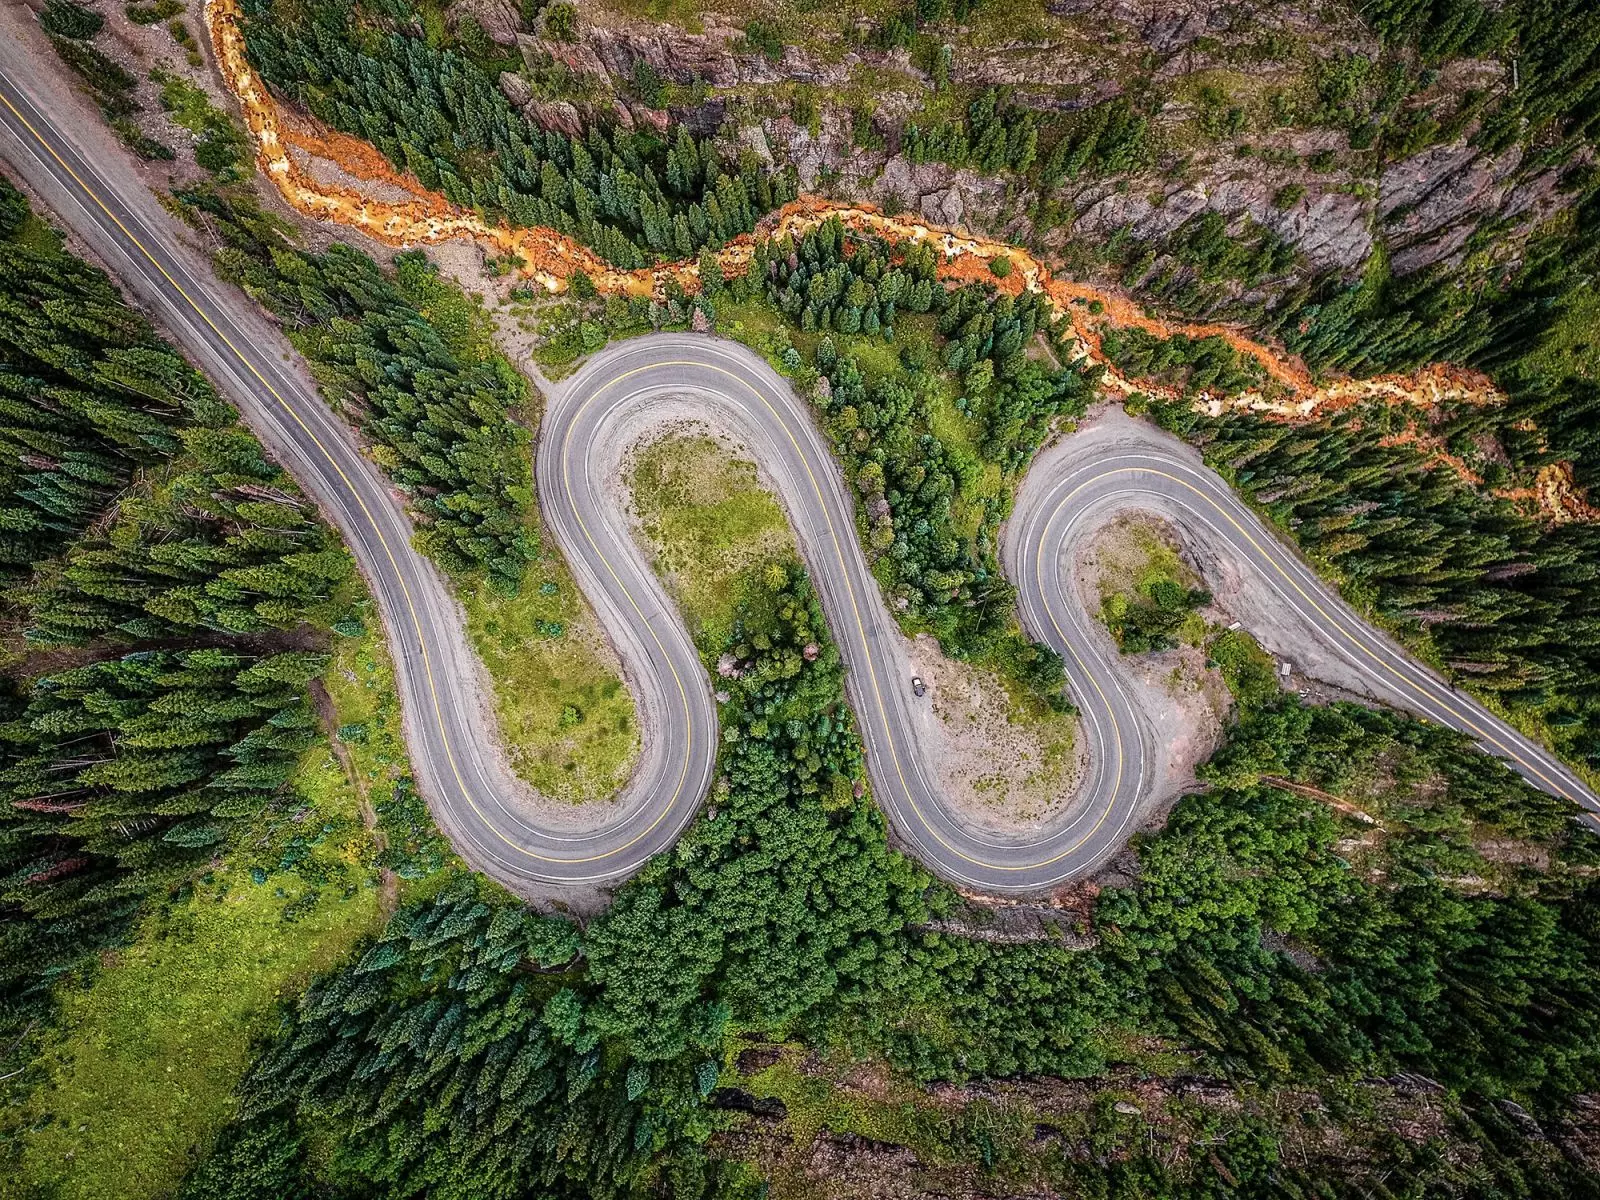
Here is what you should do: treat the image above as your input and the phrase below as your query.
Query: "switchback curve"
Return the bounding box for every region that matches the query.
[2,51,1596,898]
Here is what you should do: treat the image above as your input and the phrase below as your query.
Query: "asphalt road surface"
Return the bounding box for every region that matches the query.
[3,46,1595,896]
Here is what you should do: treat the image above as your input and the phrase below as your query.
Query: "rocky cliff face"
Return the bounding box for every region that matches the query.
[493,1,1578,286]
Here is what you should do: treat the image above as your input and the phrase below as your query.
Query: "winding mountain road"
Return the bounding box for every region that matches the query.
[2,43,1595,897]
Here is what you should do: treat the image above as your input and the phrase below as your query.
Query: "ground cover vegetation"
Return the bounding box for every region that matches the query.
[848,0,1600,539]
[177,186,538,589]
[27,0,1600,1190]
[6,617,410,1198]
[176,562,1600,1197]
[0,180,438,1188]
[239,0,799,267]
[1095,519,1212,655]
[734,218,1091,706]
[223,0,1600,792]
[38,0,177,161]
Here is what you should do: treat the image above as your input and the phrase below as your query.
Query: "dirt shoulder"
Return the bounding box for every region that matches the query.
[904,634,1082,836]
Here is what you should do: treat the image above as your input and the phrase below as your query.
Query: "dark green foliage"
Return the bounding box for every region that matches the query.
[153,69,252,179]
[758,216,942,341]
[47,35,136,118]
[901,87,1040,176]
[741,19,782,61]
[1029,1088,1600,1198]
[174,1115,317,1200]
[181,568,920,1197]
[39,0,105,39]
[0,179,242,583]
[228,876,728,1200]
[180,881,767,1200]
[1104,210,1303,323]
[834,932,1112,1080]
[1040,97,1151,186]
[0,650,328,1047]
[902,86,1152,184]
[761,221,1086,702]
[583,566,930,1061]
[542,0,576,41]
[239,0,797,267]
[27,426,350,645]
[1362,0,1600,151]
[180,188,537,587]
[125,0,184,22]
[1100,327,1266,398]
[1264,192,1600,486]
[1101,663,1600,1102]
[182,554,1600,1194]
[374,776,453,879]
[1105,577,1211,653]
[0,183,354,1120]
[747,219,1085,705]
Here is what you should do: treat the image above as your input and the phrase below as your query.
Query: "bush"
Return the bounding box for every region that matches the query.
[543,1,576,40]
[743,19,783,61]
[40,0,105,38]
[989,255,1013,278]
[1272,182,1308,209]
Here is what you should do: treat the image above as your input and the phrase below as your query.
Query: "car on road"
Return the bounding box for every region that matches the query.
[911,675,927,697]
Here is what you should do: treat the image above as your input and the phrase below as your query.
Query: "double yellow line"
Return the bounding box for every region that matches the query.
[0,82,640,872]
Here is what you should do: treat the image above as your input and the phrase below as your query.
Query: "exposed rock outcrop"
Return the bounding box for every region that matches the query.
[1379,141,1566,273]
[447,0,521,45]
[488,0,1578,286]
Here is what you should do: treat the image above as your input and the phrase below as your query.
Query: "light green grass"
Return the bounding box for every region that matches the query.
[629,433,795,655]
[321,602,410,810]
[1096,514,1207,647]
[10,623,397,1200]
[1523,288,1600,386]
[729,1047,1039,1181]
[461,549,639,805]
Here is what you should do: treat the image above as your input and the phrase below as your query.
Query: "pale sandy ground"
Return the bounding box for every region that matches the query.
[904,634,1085,837]
[1072,512,1232,822]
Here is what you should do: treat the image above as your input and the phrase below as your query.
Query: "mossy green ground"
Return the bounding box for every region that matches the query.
[628,433,796,654]
[1094,514,1208,648]
[461,542,640,805]
[8,616,407,1200]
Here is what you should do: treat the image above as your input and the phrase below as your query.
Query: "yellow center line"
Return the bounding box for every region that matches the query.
[0,83,660,868]
[7,74,1578,886]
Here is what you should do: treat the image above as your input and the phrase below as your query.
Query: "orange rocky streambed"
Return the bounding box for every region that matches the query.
[204,0,1595,523]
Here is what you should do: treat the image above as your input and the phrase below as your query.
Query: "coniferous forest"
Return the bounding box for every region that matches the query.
[171,561,1600,1200]
[239,0,798,267]
[0,178,358,1115]
[13,0,1600,1191]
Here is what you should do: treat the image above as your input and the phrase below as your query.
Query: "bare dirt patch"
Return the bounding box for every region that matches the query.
[904,634,1081,833]
[1075,509,1233,805]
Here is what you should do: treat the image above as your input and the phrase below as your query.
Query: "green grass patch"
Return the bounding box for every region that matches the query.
[150,69,250,177]
[10,622,400,1200]
[729,1046,1042,1179]
[628,433,795,656]
[1094,514,1209,652]
[460,544,639,806]
[1522,287,1600,386]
